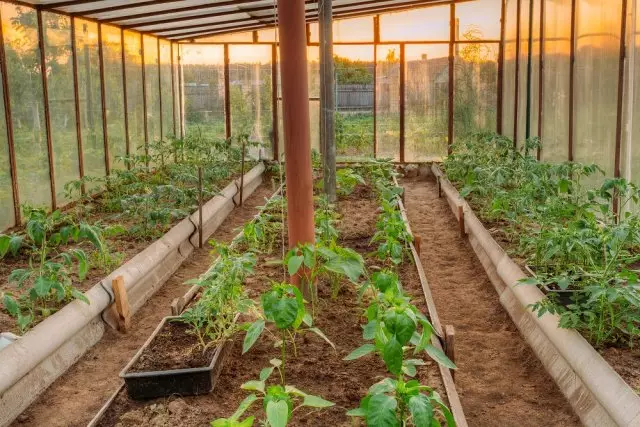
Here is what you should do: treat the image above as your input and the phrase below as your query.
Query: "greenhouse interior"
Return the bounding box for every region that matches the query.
[0,0,639,426]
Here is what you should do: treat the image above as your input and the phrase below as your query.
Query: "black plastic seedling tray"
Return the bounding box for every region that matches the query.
[120,316,232,400]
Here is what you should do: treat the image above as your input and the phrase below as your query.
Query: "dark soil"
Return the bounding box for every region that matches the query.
[11,182,276,427]
[129,321,217,372]
[94,183,444,427]
[402,175,580,427]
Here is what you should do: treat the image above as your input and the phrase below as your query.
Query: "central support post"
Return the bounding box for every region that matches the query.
[277,0,316,282]
[320,0,337,203]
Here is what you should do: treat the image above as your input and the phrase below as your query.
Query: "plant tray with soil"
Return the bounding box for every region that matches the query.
[120,316,235,400]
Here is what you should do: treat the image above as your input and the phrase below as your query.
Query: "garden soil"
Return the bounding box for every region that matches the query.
[11,183,276,427]
[402,175,580,427]
[94,184,444,427]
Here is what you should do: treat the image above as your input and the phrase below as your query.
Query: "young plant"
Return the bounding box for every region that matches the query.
[347,376,455,427]
[371,198,414,266]
[179,242,257,352]
[211,359,334,427]
[336,168,365,196]
[242,283,334,383]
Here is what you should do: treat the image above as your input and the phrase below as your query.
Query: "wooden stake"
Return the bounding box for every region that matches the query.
[414,235,422,256]
[437,177,442,198]
[458,204,465,238]
[112,276,131,332]
[198,166,204,248]
[445,324,456,379]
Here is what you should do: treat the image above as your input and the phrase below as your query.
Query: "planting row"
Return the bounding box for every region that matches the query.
[0,132,256,334]
[99,162,458,427]
[443,132,640,389]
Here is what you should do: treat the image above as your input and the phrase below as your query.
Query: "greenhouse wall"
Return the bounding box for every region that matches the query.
[0,3,180,231]
[502,0,640,189]
[179,1,502,163]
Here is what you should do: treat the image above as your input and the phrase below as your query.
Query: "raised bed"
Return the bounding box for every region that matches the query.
[432,163,640,427]
[0,163,265,427]
[87,170,468,427]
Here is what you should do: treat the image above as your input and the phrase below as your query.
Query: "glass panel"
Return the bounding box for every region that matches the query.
[309,99,320,154]
[405,44,449,161]
[624,0,640,192]
[2,4,52,208]
[229,45,273,154]
[76,19,105,180]
[160,40,174,138]
[101,24,126,170]
[454,43,499,141]
[197,31,254,43]
[541,0,571,162]
[574,0,621,179]
[43,12,79,204]
[308,46,320,98]
[309,16,374,43]
[172,43,181,137]
[456,0,502,40]
[376,44,400,160]
[502,0,518,140]
[257,28,278,43]
[123,31,144,158]
[380,5,450,41]
[143,35,161,144]
[334,45,374,160]
[516,0,530,149]
[181,45,225,139]
[0,42,13,228]
[530,0,541,140]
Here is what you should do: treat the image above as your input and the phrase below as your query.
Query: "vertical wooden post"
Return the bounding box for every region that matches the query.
[445,324,456,379]
[373,15,380,158]
[497,0,506,135]
[271,43,279,160]
[224,43,231,140]
[37,10,57,209]
[121,29,131,160]
[458,204,465,237]
[277,0,316,298]
[399,43,406,163]
[537,0,545,160]
[170,42,177,137]
[112,276,131,332]
[448,3,456,152]
[320,0,336,203]
[613,0,629,219]
[513,0,522,146]
[97,23,110,176]
[198,166,203,249]
[568,0,576,162]
[525,0,534,141]
[0,7,20,223]
[438,176,442,198]
[141,34,150,167]
[157,38,163,143]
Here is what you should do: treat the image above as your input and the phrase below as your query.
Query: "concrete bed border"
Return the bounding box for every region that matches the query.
[0,163,266,427]
[431,163,640,427]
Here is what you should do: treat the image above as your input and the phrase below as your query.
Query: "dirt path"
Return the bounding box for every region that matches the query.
[12,183,275,427]
[402,175,580,427]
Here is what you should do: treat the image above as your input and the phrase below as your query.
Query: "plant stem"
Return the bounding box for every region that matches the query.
[281,329,286,386]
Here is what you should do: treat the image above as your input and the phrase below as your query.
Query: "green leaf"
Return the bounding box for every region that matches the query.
[34,276,54,298]
[363,320,378,340]
[425,344,456,369]
[259,366,274,382]
[243,320,265,354]
[366,394,399,427]
[383,336,404,375]
[346,408,366,417]
[231,394,258,421]
[408,394,434,427]
[71,288,89,304]
[287,255,304,276]
[0,235,10,258]
[241,380,265,393]
[8,235,24,256]
[302,394,334,408]
[265,400,289,427]
[271,299,299,330]
[308,327,335,350]
[2,294,19,317]
[344,343,376,360]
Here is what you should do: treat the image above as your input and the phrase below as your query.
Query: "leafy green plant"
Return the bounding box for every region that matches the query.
[336,168,365,196]
[242,283,334,383]
[372,197,414,266]
[179,242,257,351]
[211,358,334,427]
[347,376,455,427]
